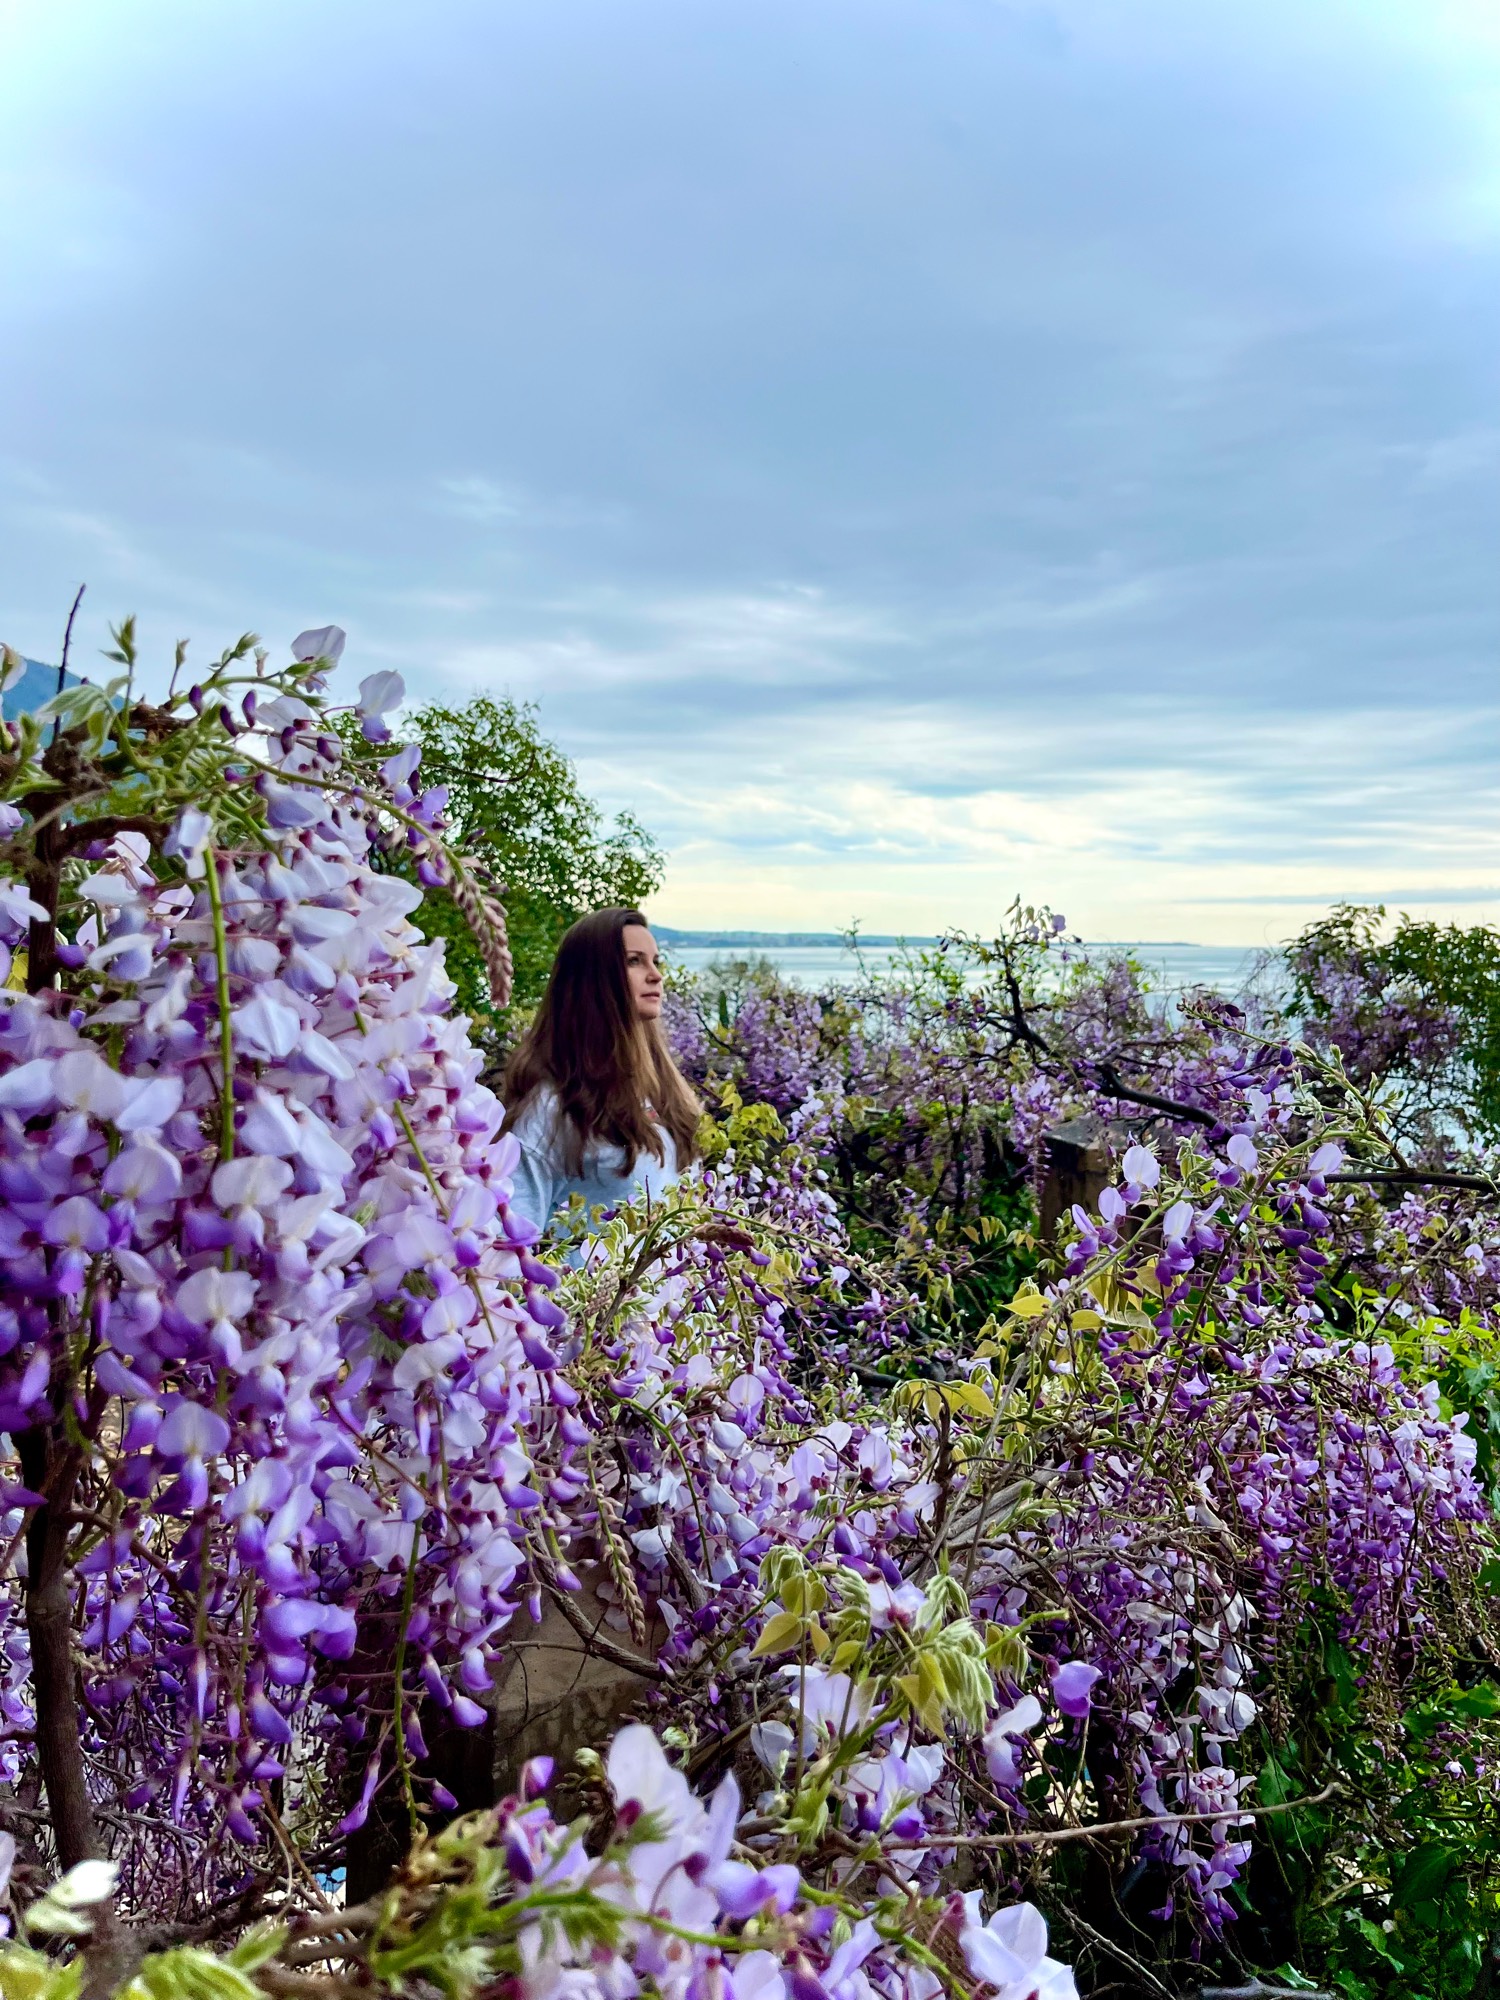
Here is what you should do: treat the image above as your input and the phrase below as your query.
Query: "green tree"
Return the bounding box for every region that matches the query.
[401,696,664,1050]
[1287,904,1500,1151]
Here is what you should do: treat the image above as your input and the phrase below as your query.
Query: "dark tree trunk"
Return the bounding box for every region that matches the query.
[344,1700,497,1904]
[16,1431,99,1869]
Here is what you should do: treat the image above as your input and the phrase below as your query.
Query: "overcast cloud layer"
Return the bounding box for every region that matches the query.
[3,0,1498,943]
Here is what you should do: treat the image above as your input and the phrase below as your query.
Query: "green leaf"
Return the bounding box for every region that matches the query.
[1447,1682,1500,1718]
[943,1379,995,1417]
[390,694,664,1029]
[0,1943,83,2000]
[752,1610,805,1656]
[225,1925,288,1973]
[1332,1973,1375,2000]
[1394,1840,1457,1912]
[1324,1642,1359,1712]
[1353,1915,1405,1970]
[1259,1753,1296,1806]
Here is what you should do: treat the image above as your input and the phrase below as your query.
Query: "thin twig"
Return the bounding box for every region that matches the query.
[1060,1909,1177,2000]
[49,585,86,752]
[1328,1169,1497,1193]
[1093,1061,1217,1130]
[58,586,85,693]
[535,1562,669,1682]
[880,1780,1339,1851]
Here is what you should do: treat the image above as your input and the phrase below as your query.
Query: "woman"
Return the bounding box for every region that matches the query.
[501,908,700,1235]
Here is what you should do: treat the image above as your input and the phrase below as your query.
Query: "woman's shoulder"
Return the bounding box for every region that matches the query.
[506,1081,562,1150]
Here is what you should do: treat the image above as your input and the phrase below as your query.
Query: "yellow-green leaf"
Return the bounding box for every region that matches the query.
[896,1673,925,1714]
[752,1611,805,1656]
[945,1381,995,1417]
[226,1927,289,1974]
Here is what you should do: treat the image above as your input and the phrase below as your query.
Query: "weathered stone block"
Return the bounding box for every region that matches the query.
[491,1569,662,1801]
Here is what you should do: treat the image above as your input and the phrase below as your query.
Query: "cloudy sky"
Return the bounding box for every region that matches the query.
[3,0,1498,943]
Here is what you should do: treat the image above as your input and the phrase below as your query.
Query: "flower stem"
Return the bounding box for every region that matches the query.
[203,847,235,1163]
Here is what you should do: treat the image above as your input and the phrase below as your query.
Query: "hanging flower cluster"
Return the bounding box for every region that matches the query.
[0,1718,1080,2000]
[0,620,1496,1999]
[489,1722,1076,2000]
[0,630,1081,1990]
[0,633,561,1910]
[652,944,1499,1947]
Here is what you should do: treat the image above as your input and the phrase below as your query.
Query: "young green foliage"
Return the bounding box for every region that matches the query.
[397,696,663,1044]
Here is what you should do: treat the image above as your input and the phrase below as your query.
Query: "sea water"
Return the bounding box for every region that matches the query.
[664,939,1269,996]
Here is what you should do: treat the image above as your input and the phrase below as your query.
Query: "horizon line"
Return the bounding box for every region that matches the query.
[654,928,1260,949]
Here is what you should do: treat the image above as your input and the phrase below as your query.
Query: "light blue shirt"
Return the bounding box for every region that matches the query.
[506,1084,680,1237]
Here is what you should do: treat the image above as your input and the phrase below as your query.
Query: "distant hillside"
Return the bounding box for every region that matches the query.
[6,658,71,713]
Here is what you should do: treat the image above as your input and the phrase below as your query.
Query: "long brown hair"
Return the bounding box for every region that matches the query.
[502,909,700,1173]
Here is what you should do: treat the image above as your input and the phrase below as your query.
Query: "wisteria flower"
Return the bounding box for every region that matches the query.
[1050,1660,1102,1720]
[960,1901,1077,2000]
[163,807,213,878]
[356,670,406,742]
[785,1666,880,1749]
[983,1693,1043,1787]
[291,624,347,664]
[607,1724,702,1843]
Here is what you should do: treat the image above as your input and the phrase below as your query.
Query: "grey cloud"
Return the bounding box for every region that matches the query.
[1,0,1498,937]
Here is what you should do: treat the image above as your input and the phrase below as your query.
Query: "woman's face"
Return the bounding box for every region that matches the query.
[622,924,664,1021]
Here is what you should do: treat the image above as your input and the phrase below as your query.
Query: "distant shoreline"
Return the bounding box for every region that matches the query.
[654,928,937,948]
[655,928,1250,951]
